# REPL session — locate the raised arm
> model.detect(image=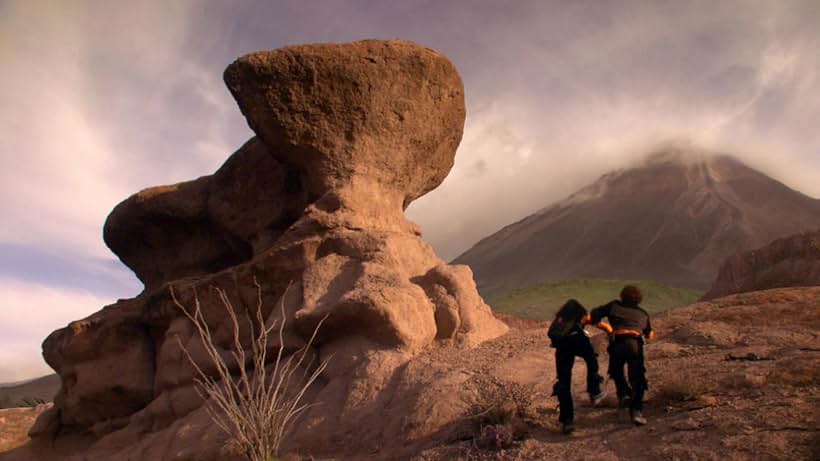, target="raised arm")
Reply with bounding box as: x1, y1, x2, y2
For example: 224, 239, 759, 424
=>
644, 314, 655, 340
585, 301, 615, 333
588, 301, 614, 325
